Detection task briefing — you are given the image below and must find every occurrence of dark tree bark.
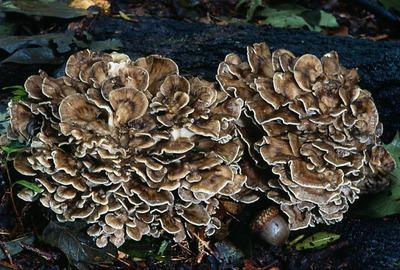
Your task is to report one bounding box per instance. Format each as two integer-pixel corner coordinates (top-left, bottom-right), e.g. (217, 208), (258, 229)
(0, 16), (399, 269)
(88, 17), (400, 143)
(1, 16), (399, 141)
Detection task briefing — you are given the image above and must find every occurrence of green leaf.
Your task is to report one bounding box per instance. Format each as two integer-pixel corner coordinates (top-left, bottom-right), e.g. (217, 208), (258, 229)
(287, 234), (305, 247)
(352, 132), (400, 217)
(380, 0), (400, 12)
(236, 0), (249, 9)
(385, 132), (400, 158)
(246, 0), (263, 21)
(14, 180), (43, 193)
(295, 232), (340, 250)
(120, 237), (168, 261)
(12, 88), (26, 94)
(262, 6), (311, 29)
(12, 89), (27, 101)
(157, 240), (170, 256)
(0, 22), (16, 38)
(41, 221), (117, 269)
(3, 85), (24, 91)
(0, 0), (91, 19)
(1, 141), (26, 155)
(259, 4), (338, 31)
(12, 95), (26, 102)
(319, 10), (339, 28)
(4, 85), (28, 101)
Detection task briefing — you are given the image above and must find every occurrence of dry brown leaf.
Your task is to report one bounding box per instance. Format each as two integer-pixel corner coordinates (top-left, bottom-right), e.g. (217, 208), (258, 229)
(69, 0), (110, 13)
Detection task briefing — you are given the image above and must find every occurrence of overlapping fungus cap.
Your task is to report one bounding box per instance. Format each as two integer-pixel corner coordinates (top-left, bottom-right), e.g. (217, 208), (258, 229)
(9, 50), (257, 247)
(217, 42), (395, 230)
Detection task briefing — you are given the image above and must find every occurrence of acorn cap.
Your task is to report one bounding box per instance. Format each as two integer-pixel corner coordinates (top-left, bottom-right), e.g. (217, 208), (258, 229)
(251, 206), (280, 232)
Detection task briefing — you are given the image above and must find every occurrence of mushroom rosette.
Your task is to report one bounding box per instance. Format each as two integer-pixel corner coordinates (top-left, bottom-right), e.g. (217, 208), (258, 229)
(217, 43), (395, 230)
(8, 50), (254, 247)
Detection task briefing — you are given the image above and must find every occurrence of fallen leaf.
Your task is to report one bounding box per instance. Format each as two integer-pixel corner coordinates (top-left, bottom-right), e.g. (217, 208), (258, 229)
(69, 0), (111, 14)
(1, 0), (91, 18)
(1, 47), (61, 64)
(157, 240), (170, 256)
(0, 235), (35, 260)
(41, 221), (117, 269)
(261, 6), (311, 29)
(214, 241), (244, 265)
(88, 38), (123, 51)
(0, 34), (53, 54)
(319, 10), (339, 28)
(287, 234), (305, 247)
(119, 237), (168, 262)
(0, 33), (74, 54)
(379, 0), (400, 12)
(0, 22), (16, 38)
(1, 140), (26, 155)
(352, 132), (400, 217)
(53, 33), (75, 53)
(244, 0), (263, 21)
(295, 232), (340, 250)
(244, 3), (339, 32)
(118, 11), (137, 22)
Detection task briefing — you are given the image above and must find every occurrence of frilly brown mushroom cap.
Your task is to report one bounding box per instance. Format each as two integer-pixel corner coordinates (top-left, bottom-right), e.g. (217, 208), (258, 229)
(9, 50), (255, 248)
(217, 42), (395, 230)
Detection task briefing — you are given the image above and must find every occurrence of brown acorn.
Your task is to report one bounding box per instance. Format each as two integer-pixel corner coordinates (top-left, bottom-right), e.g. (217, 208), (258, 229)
(251, 206), (289, 246)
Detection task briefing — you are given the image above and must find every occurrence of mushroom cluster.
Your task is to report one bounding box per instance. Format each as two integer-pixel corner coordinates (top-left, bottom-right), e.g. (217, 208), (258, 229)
(9, 50), (256, 247)
(217, 43), (395, 230)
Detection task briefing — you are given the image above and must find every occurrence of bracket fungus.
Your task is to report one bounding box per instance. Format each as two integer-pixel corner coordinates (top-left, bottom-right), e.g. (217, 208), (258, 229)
(9, 50), (257, 248)
(217, 42), (395, 230)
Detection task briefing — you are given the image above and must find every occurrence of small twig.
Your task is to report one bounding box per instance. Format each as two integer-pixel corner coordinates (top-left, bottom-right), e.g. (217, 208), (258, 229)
(0, 241), (14, 266)
(170, 256), (188, 261)
(0, 260), (18, 270)
(192, 232), (217, 264)
(225, 210), (240, 222)
(175, 242), (194, 257)
(20, 243), (55, 261)
(42, 24), (57, 35)
(106, 252), (132, 267)
(3, 163), (23, 229)
(20, 25), (34, 36)
(220, 203), (240, 222)
(261, 260), (279, 269)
